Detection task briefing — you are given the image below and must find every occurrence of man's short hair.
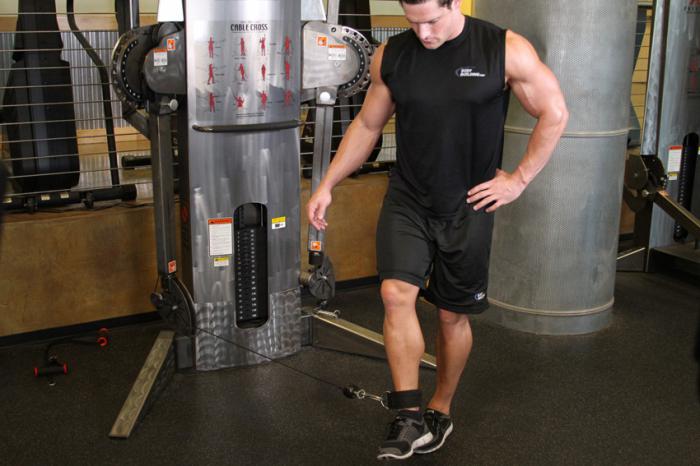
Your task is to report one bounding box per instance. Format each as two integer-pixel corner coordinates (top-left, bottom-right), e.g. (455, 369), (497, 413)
(400, 0), (454, 8)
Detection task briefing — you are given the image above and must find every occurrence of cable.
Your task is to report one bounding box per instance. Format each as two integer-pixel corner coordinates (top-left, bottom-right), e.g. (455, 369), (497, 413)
(193, 325), (346, 393)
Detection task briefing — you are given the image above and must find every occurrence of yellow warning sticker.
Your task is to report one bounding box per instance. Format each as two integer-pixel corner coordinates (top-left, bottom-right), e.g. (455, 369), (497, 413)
(272, 216), (287, 230)
(213, 257), (230, 268)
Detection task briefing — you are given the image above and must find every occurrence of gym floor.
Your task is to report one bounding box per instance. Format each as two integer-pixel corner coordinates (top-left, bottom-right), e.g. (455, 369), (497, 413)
(1, 271), (699, 466)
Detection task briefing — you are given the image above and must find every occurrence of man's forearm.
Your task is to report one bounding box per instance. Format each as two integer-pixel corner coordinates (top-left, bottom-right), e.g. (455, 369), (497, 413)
(317, 118), (384, 192)
(513, 108), (568, 187)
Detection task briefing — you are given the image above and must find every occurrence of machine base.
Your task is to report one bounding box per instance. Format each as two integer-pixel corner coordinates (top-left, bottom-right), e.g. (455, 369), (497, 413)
(481, 300), (613, 336)
(109, 330), (176, 439)
(649, 242), (700, 281)
(304, 309), (436, 369)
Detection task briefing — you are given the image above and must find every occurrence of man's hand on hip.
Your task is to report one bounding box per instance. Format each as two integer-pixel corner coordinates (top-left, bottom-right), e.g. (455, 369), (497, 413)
(307, 187), (331, 230)
(467, 169), (527, 213)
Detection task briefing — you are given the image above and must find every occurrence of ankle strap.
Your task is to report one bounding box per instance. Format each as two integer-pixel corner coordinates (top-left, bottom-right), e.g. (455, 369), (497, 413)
(386, 389), (421, 410)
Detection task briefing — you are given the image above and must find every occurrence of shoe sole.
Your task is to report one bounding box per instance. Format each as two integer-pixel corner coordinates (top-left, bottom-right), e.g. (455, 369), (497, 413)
(376, 431), (434, 460)
(414, 423), (453, 455)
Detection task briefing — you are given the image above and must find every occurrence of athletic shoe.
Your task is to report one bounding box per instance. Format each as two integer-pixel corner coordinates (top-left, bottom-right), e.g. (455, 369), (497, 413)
(414, 409), (453, 454)
(376, 413), (433, 460)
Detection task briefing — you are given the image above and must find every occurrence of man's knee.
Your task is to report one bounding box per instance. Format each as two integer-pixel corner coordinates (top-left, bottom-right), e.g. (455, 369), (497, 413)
(381, 279), (418, 313)
(438, 308), (470, 327)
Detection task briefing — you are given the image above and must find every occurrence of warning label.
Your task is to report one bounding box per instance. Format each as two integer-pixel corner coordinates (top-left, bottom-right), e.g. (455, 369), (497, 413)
(208, 218), (233, 256)
(154, 49), (168, 67)
(668, 146), (682, 180)
(213, 257), (230, 268)
(328, 44), (347, 61)
(272, 216), (287, 230)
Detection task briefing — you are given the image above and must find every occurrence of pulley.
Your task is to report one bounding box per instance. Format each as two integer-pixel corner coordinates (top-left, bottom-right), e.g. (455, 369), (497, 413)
(302, 22), (374, 98)
(300, 254), (336, 301)
(150, 276), (195, 336)
(111, 26), (157, 107)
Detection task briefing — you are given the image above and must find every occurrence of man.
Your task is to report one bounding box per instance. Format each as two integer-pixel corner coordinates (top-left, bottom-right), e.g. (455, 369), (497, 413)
(307, 0), (568, 460)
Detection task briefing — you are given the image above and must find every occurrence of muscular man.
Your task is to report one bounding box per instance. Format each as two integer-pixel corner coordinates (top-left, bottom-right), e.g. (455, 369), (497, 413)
(307, 0), (568, 459)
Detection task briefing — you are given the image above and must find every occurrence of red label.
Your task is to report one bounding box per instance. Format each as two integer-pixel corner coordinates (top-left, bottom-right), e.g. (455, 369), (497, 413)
(168, 260), (177, 273)
(208, 218), (233, 225)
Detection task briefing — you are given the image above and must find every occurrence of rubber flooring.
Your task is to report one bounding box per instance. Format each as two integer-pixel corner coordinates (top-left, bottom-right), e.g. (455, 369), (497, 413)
(1, 271), (699, 465)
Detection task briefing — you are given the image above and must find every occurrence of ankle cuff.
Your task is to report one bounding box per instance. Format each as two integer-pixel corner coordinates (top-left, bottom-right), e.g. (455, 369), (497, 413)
(386, 389), (421, 410)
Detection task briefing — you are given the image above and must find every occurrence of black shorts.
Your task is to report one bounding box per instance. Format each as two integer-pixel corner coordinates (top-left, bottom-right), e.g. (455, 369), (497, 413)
(376, 194), (495, 314)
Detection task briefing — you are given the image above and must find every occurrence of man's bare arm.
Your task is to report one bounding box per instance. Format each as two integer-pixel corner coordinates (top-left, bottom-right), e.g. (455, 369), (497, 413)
(307, 44), (395, 230)
(468, 31), (569, 212)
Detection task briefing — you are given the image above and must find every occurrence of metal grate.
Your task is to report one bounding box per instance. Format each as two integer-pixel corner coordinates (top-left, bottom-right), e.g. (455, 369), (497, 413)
(631, 3), (654, 148)
(0, 8), (158, 210)
(0, 6), (397, 213)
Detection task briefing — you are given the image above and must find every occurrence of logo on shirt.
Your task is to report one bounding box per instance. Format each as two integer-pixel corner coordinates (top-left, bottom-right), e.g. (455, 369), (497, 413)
(456, 66), (486, 78)
(475, 291), (486, 301)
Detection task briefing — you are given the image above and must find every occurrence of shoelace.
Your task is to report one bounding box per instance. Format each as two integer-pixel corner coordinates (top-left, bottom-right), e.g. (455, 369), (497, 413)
(424, 412), (440, 433)
(386, 416), (414, 441)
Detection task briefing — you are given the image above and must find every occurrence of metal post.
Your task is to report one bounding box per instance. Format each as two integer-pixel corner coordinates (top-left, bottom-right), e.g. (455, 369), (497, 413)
(308, 88), (337, 265)
(641, 0), (670, 157)
(148, 99), (178, 277)
(115, 0), (141, 36)
(326, 0), (340, 24)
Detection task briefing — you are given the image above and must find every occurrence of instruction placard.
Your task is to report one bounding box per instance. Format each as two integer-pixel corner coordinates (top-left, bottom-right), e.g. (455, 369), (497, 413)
(328, 44), (347, 61)
(208, 218), (233, 256)
(154, 49), (168, 67)
(668, 146), (682, 180)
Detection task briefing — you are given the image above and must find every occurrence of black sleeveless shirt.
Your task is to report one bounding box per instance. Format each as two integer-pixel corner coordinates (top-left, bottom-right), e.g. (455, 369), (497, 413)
(381, 16), (510, 217)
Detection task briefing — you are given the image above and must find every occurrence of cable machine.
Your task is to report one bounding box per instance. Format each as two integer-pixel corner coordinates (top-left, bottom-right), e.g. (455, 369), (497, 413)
(108, 0), (435, 438)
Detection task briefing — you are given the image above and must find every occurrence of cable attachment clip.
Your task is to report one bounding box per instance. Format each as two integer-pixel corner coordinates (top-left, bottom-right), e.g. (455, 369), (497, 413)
(343, 384), (390, 409)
